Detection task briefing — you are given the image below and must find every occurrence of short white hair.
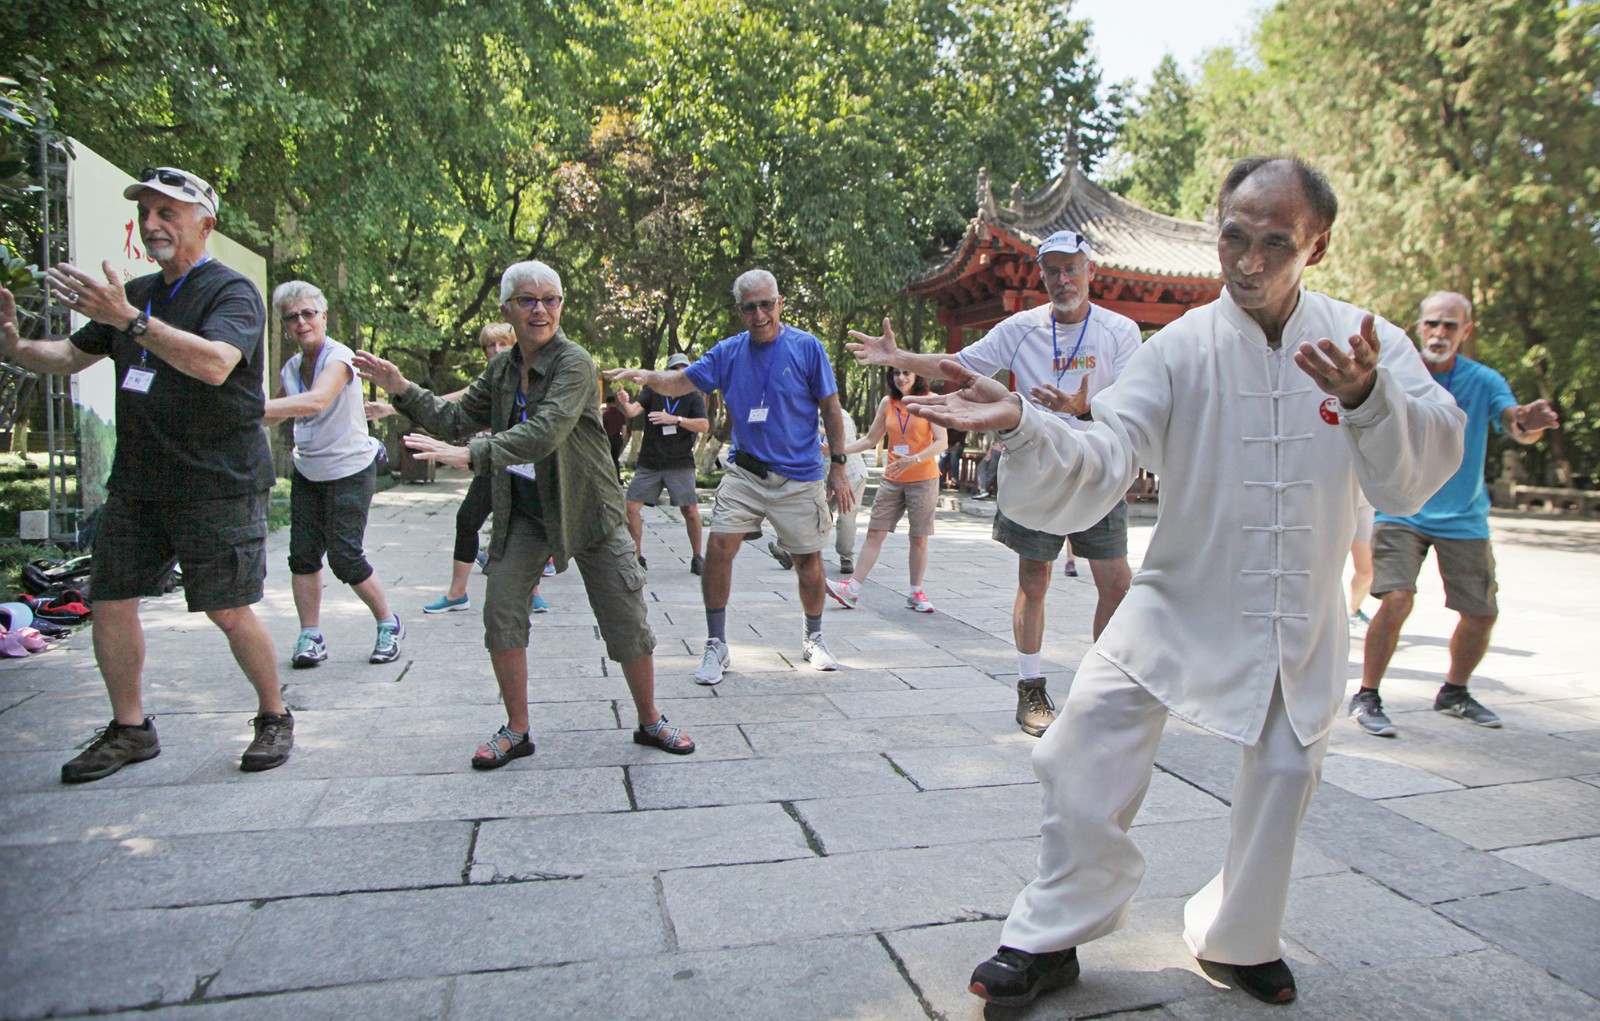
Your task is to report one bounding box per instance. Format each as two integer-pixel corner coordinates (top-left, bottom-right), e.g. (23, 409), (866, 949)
(500, 260), (563, 305)
(1420, 290), (1472, 321)
(732, 269), (778, 304)
(271, 280), (327, 320)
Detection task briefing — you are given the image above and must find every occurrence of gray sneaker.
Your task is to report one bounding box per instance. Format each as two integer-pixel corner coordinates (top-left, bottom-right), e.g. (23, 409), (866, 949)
(1017, 678), (1055, 737)
(241, 711), (295, 772)
(768, 542), (794, 570)
(1349, 688), (1397, 736)
(1434, 686), (1501, 727)
(695, 638), (729, 685)
(61, 718), (160, 783)
(370, 615), (405, 664)
(291, 631), (327, 668)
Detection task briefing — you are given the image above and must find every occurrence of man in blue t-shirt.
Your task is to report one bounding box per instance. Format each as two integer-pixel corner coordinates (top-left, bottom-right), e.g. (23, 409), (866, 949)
(607, 269), (855, 683)
(1352, 291), (1559, 736)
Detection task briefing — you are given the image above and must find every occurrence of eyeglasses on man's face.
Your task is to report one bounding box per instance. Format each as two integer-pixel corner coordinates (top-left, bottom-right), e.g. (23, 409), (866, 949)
(1421, 318), (1461, 330)
(281, 309), (323, 325)
(737, 298), (778, 317)
(511, 295), (564, 311)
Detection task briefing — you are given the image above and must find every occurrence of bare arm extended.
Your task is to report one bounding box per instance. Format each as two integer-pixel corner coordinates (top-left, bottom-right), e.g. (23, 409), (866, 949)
(0, 286), (103, 375)
(845, 318), (959, 380)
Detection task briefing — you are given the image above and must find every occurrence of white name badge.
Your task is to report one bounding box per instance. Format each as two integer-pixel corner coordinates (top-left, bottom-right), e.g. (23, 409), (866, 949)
(747, 406), (769, 423)
(122, 367), (156, 393)
(661, 425), (678, 435)
(892, 444), (910, 456)
(506, 463), (537, 481)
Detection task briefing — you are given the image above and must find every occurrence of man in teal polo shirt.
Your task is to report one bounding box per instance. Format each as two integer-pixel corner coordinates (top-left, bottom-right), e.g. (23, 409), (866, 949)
(1353, 291), (1559, 736)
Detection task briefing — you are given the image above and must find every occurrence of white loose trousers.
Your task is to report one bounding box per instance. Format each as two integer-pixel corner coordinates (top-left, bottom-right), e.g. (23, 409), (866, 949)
(1000, 653), (1329, 966)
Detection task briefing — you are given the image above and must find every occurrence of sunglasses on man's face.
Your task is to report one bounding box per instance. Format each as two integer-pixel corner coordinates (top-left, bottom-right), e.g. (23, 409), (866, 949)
(738, 298), (778, 317)
(139, 167), (217, 205)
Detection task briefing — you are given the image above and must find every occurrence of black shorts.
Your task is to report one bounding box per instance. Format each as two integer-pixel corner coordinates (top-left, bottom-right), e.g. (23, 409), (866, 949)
(91, 489), (270, 613)
(288, 462), (377, 585)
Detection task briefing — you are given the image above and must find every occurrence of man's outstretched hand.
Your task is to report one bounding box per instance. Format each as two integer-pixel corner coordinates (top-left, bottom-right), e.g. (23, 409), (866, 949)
(845, 317), (900, 367)
(352, 351), (409, 394)
(1296, 313), (1380, 408)
(900, 359), (1022, 433)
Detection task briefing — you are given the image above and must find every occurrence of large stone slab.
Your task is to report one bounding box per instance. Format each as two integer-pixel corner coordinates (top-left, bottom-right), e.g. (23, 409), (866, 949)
(661, 844), (1021, 950)
(629, 751), (915, 809)
(449, 935), (929, 1021)
(825, 685), (1017, 719)
(1281, 872), (1485, 967)
(209, 876), (663, 995)
(1318, 749), (1465, 799)
(887, 743), (1037, 790)
(1, 903), (251, 1019)
(0, 840), (111, 919)
(0, 779), (328, 846)
(471, 802), (812, 879)
(742, 715), (994, 757)
(1494, 835), (1600, 900)
(1298, 785), (1542, 904)
(69, 821), (471, 910)
(1435, 884), (1600, 999)
(99, 979), (450, 1020)
(795, 785), (1042, 854)
(1381, 777), (1600, 849)
(307, 768), (629, 826)
(655, 693), (844, 726)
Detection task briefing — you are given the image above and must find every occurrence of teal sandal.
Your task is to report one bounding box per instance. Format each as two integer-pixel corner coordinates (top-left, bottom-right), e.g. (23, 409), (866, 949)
(471, 725), (534, 770)
(634, 716), (695, 755)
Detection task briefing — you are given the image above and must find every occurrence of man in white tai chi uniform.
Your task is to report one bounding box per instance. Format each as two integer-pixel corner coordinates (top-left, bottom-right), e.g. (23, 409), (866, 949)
(906, 157), (1465, 1008)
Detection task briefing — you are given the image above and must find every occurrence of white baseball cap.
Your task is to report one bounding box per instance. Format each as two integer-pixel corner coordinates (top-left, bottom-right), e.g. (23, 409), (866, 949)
(123, 166), (219, 217)
(1035, 229), (1092, 261)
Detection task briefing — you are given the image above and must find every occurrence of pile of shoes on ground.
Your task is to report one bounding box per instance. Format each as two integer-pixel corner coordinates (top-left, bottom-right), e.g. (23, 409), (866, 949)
(2, 553), (95, 659)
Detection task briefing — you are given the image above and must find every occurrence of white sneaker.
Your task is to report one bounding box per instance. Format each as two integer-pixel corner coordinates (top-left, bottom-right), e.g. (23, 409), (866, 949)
(803, 631), (838, 671)
(906, 589), (935, 613)
(825, 578), (859, 609)
(694, 638), (729, 685)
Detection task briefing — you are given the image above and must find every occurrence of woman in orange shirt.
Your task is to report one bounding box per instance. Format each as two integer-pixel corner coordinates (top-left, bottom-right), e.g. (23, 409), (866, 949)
(826, 367), (947, 612)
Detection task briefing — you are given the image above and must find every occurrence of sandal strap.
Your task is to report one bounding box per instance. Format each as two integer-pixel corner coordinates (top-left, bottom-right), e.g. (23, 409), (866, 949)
(640, 716), (688, 748)
(477, 725), (529, 761)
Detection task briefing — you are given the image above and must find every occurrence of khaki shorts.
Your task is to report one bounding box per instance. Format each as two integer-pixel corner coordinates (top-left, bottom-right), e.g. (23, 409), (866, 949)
(709, 465), (832, 555)
(484, 513), (654, 661)
(1371, 522), (1498, 617)
(867, 477), (938, 537)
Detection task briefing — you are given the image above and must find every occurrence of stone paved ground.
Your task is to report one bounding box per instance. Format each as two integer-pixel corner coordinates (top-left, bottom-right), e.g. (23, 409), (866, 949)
(2, 470), (1597, 1020)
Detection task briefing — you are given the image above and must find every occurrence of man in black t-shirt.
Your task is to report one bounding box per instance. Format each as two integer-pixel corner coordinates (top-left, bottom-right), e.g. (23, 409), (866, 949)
(0, 165), (292, 783)
(617, 352), (710, 574)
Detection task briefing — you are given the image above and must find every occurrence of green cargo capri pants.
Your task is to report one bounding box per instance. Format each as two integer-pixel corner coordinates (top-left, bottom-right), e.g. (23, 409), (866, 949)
(483, 512), (655, 662)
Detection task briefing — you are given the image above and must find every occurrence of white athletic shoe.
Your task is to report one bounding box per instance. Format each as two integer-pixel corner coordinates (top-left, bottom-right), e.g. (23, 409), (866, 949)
(694, 638), (729, 685)
(803, 631), (838, 671)
(906, 589), (935, 613)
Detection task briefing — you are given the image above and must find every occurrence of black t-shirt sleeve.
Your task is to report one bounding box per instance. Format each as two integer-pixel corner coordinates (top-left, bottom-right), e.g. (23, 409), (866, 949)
(70, 321), (116, 356)
(197, 276), (266, 358)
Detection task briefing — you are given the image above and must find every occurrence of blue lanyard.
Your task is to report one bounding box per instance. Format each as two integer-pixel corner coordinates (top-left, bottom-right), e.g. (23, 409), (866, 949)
(514, 385), (528, 423)
(1050, 309), (1091, 386)
(663, 395), (681, 417)
(747, 327), (787, 408)
(292, 343), (332, 395)
(138, 255), (210, 365)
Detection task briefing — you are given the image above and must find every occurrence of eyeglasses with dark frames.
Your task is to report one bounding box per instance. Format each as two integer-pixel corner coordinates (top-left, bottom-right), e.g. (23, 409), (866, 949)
(737, 298), (778, 316)
(1421, 318), (1461, 329)
(281, 309), (323, 324)
(511, 295), (564, 311)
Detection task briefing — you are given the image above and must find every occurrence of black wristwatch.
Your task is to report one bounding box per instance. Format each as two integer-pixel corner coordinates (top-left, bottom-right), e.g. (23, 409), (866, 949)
(830, 454), (847, 465)
(126, 311), (149, 337)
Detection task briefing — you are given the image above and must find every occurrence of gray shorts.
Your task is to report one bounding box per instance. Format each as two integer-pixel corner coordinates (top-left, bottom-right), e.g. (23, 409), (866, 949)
(1371, 522), (1498, 617)
(993, 502), (1128, 563)
(626, 465), (699, 508)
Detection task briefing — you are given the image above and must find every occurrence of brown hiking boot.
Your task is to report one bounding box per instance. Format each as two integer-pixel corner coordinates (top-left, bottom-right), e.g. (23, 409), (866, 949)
(1016, 678), (1056, 737)
(241, 711), (295, 772)
(61, 718), (160, 784)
